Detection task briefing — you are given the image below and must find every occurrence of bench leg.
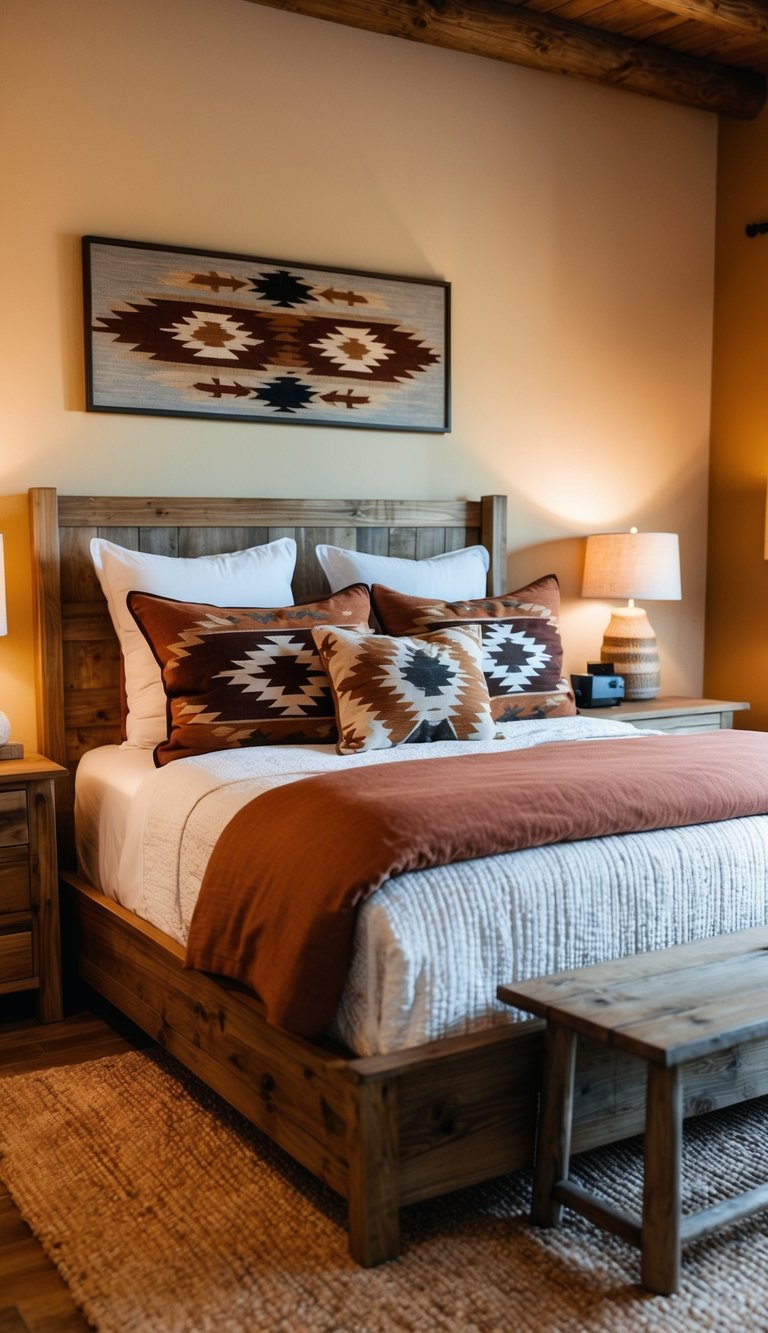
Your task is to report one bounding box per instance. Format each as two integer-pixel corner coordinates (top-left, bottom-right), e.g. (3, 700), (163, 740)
(641, 1063), (682, 1294)
(531, 1024), (577, 1227)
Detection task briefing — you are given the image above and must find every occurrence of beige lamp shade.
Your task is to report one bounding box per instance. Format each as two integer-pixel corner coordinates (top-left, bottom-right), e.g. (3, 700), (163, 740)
(582, 531), (681, 601)
(582, 530), (681, 700)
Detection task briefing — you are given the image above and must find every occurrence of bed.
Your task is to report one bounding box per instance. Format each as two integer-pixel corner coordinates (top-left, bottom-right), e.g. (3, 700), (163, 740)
(28, 488), (768, 1266)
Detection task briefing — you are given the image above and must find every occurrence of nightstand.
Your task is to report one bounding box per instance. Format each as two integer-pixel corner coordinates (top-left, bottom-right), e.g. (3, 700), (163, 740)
(0, 754), (67, 1022)
(580, 696), (750, 734)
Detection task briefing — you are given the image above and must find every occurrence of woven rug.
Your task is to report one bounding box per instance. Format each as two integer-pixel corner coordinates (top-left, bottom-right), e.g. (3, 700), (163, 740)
(1, 1050), (767, 1331)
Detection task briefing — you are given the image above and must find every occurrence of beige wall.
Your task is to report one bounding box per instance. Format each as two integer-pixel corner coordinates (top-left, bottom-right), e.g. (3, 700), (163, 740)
(707, 110), (768, 728)
(2, 0), (717, 751)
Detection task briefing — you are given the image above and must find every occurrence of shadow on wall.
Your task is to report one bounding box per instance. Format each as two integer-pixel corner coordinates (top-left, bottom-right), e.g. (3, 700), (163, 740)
(507, 534), (585, 601)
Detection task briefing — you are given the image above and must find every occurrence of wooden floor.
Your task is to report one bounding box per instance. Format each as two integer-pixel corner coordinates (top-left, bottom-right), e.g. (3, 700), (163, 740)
(0, 995), (147, 1332)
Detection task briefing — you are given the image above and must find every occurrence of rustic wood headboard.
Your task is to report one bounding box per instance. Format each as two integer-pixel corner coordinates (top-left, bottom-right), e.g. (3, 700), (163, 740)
(28, 489), (507, 861)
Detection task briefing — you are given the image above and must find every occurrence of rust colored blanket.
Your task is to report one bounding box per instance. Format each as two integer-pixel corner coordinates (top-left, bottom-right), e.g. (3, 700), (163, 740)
(186, 730), (768, 1038)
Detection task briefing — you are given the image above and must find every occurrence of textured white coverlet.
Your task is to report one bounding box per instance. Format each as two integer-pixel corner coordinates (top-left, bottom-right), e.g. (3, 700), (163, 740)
(75, 719), (768, 1056)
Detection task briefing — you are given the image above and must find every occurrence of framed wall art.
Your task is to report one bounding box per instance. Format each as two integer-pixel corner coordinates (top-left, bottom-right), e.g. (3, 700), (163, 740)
(83, 236), (450, 432)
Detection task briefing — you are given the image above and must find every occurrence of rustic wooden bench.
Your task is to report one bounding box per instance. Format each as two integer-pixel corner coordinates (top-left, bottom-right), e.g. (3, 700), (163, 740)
(498, 926), (768, 1294)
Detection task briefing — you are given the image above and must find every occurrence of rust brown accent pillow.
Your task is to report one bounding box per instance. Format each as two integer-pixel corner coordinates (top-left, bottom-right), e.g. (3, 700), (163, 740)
(128, 584), (372, 765)
(371, 575), (576, 722)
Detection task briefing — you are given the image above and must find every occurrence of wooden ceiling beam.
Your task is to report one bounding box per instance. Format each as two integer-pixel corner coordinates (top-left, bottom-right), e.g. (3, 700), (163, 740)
(244, 0), (765, 117)
(642, 0), (768, 40)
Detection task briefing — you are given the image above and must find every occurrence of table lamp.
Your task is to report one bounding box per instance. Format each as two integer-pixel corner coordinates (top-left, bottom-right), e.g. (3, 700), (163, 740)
(0, 535), (9, 747)
(581, 528), (681, 700)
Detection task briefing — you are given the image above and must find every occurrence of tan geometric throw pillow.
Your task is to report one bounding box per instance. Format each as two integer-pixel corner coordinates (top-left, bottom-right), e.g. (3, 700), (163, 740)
(127, 583), (372, 765)
(311, 623), (496, 755)
(371, 575), (576, 722)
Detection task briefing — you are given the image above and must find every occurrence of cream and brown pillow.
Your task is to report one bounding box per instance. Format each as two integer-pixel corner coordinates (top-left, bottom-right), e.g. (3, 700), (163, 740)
(312, 623), (495, 755)
(371, 575), (576, 721)
(128, 583), (372, 764)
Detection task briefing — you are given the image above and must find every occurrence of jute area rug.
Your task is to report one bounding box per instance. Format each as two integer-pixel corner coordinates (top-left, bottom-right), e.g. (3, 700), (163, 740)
(1, 1050), (767, 1332)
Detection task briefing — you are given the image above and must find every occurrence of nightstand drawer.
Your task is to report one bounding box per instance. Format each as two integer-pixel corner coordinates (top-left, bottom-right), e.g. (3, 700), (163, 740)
(629, 713), (725, 734)
(582, 698), (750, 732)
(0, 847), (31, 912)
(0, 790), (28, 847)
(0, 928), (34, 983)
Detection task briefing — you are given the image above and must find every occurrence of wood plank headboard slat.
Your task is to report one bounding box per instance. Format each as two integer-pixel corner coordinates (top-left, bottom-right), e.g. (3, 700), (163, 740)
(56, 497), (485, 528)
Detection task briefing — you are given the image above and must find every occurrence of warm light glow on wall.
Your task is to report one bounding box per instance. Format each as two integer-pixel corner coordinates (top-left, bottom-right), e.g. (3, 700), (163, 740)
(0, 536), (6, 637)
(502, 454), (691, 535)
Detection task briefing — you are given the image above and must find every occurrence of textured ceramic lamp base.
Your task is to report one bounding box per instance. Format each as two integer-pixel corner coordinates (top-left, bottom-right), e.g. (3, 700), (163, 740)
(600, 607), (661, 700)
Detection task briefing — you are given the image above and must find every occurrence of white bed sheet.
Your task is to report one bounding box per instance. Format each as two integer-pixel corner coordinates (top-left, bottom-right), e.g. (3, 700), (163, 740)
(76, 745), (156, 896)
(75, 719), (768, 1057)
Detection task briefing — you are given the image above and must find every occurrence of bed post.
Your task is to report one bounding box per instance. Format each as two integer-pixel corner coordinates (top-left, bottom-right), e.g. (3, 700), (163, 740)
(345, 1071), (401, 1265)
(481, 495), (507, 595)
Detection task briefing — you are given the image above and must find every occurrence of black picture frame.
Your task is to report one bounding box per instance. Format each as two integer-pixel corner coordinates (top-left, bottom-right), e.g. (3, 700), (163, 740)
(83, 236), (450, 432)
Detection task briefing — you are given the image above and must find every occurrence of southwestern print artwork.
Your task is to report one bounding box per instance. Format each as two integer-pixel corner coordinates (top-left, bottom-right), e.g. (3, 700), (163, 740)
(83, 237), (450, 431)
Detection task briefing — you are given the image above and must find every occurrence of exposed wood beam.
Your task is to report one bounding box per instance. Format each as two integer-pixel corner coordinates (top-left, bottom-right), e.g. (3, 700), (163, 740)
(244, 0), (765, 117)
(642, 0), (768, 40)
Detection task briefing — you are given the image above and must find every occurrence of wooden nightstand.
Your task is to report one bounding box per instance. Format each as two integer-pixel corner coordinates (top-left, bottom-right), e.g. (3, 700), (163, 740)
(0, 754), (66, 1022)
(579, 696), (750, 734)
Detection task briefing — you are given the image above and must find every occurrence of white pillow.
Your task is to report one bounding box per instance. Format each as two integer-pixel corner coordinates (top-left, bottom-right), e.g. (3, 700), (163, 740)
(315, 543), (489, 599)
(91, 536), (297, 748)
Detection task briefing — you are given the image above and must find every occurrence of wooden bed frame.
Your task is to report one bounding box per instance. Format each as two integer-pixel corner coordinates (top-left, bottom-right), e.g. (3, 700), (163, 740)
(27, 487), (650, 1265)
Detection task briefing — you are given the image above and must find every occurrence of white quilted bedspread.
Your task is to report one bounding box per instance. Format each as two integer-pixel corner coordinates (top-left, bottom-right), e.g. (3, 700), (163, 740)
(87, 718), (768, 1056)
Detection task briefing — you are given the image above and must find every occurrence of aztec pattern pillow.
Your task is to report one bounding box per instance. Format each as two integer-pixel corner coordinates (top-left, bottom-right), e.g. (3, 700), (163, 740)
(312, 622), (496, 755)
(127, 584), (372, 765)
(371, 575), (576, 722)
